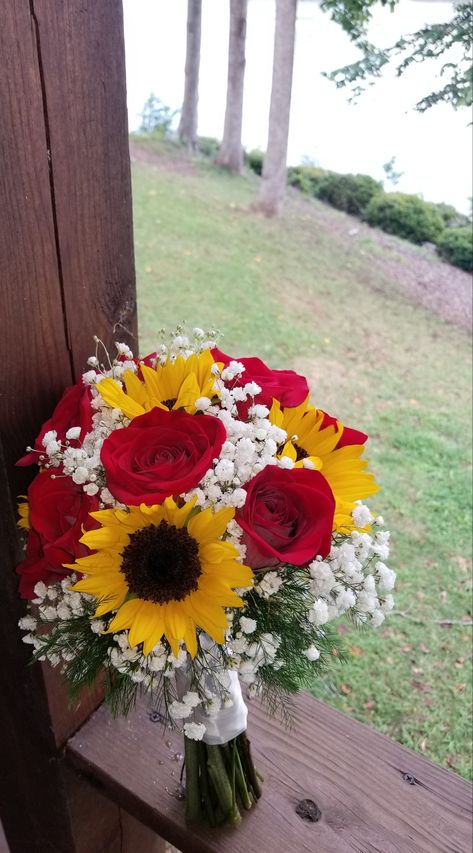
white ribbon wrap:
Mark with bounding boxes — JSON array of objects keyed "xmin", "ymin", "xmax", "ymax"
[
  {"xmin": 195, "ymin": 669, "xmax": 248, "ymax": 746},
  {"xmin": 175, "ymin": 637, "xmax": 248, "ymax": 746}
]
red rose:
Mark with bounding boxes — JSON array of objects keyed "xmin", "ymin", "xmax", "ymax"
[
  {"xmin": 236, "ymin": 466, "xmax": 335, "ymax": 569},
  {"xmin": 16, "ymin": 472, "xmax": 98, "ymax": 599},
  {"xmin": 212, "ymin": 348, "xmax": 309, "ymax": 411},
  {"xmin": 319, "ymin": 410, "xmax": 368, "ymax": 449},
  {"xmin": 17, "ymin": 381, "xmax": 93, "ymax": 466},
  {"xmin": 100, "ymin": 407, "xmax": 226, "ymax": 505}
]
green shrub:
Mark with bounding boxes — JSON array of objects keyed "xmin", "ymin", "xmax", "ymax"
[
  {"xmin": 365, "ymin": 193, "xmax": 444, "ymax": 244},
  {"xmin": 437, "ymin": 226, "xmax": 473, "ymax": 271},
  {"xmin": 287, "ymin": 166, "xmax": 329, "ymax": 196},
  {"xmin": 317, "ymin": 173, "xmax": 383, "ymax": 216},
  {"xmin": 247, "ymin": 149, "xmax": 264, "ymax": 175},
  {"xmin": 434, "ymin": 202, "xmax": 470, "ymax": 229},
  {"xmin": 197, "ymin": 136, "xmax": 220, "ymax": 158}
]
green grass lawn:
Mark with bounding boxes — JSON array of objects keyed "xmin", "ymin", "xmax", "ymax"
[{"xmin": 131, "ymin": 137, "xmax": 472, "ymax": 780}]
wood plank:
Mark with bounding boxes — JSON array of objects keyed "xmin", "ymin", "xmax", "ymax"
[
  {"xmin": 0, "ymin": 445, "xmax": 77, "ymax": 853},
  {"xmin": 0, "ymin": 0, "xmax": 75, "ymax": 495},
  {"xmin": 0, "ymin": 2, "xmax": 140, "ymax": 850},
  {"xmin": 0, "ymin": 4, "xmax": 83, "ymax": 848},
  {"xmin": 65, "ymin": 766, "xmax": 166, "ymax": 853},
  {"xmin": 32, "ymin": 0, "xmax": 137, "ymax": 368},
  {"xmin": 68, "ymin": 692, "xmax": 473, "ymax": 853}
]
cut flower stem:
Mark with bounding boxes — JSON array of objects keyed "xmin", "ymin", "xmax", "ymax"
[{"xmin": 184, "ymin": 731, "xmax": 261, "ymax": 827}]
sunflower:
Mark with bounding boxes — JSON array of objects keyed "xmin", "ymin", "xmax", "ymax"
[
  {"xmin": 17, "ymin": 498, "xmax": 30, "ymax": 530},
  {"xmin": 97, "ymin": 350, "xmax": 220, "ymax": 419},
  {"xmin": 70, "ymin": 498, "xmax": 253, "ymax": 657},
  {"xmin": 269, "ymin": 399, "xmax": 378, "ymax": 532}
]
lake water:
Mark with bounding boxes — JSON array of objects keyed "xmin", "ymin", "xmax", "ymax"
[{"xmin": 123, "ymin": 0, "xmax": 472, "ymax": 213}]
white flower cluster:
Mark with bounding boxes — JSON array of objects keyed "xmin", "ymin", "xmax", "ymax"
[
  {"xmin": 307, "ymin": 517, "xmax": 395, "ymax": 629},
  {"xmin": 185, "ymin": 369, "xmax": 287, "ymax": 517},
  {"xmin": 231, "ymin": 621, "xmax": 281, "ymax": 693},
  {"xmin": 20, "ymin": 576, "xmax": 87, "ymax": 665},
  {"xmin": 33, "ymin": 352, "xmax": 136, "ymax": 502},
  {"xmin": 18, "ymin": 333, "xmax": 395, "ymax": 744},
  {"xmin": 143, "ymin": 326, "xmax": 220, "ymax": 367}
]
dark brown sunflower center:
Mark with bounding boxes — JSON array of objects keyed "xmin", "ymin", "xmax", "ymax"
[
  {"xmin": 162, "ymin": 397, "xmax": 177, "ymax": 410},
  {"xmin": 293, "ymin": 443, "xmax": 308, "ymax": 461},
  {"xmin": 120, "ymin": 520, "xmax": 201, "ymax": 604}
]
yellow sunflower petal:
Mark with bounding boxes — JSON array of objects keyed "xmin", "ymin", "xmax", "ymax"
[
  {"xmin": 182, "ymin": 622, "xmax": 198, "ymax": 659},
  {"xmin": 97, "ymin": 377, "xmax": 145, "ymax": 419},
  {"xmin": 123, "ymin": 369, "xmax": 148, "ymax": 408},
  {"xmin": 142, "ymin": 605, "xmax": 166, "ymax": 656},
  {"xmin": 105, "ymin": 598, "xmax": 144, "ymax": 633},
  {"xmin": 17, "ymin": 500, "xmax": 30, "ymax": 531},
  {"xmin": 80, "ymin": 526, "xmax": 129, "ymax": 550},
  {"xmin": 140, "ymin": 364, "xmax": 169, "ymax": 409},
  {"xmin": 199, "ymin": 541, "xmax": 240, "ymax": 565},
  {"xmin": 77, "ymin": 495, "xmax": 249, "ymax": 656},
  {"xmin": 201, "ymin": 560, "xmax": 254, "ymax": 587},
  {"xmin": 187, "ymin": 506, "xmax": 235, "ymax": 545},
  {"xmin": 280, "ymin": 441, "xmax": 297, "ymax": 462},
  {"xmin": 94, "ymin": 591, "xmax": 128, "ymax": 618},
  {"xmin": 128, "ymin": 601, "xmax": 157, "ymax": 648}
]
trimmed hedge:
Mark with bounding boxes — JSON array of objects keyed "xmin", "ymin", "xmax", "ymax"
[
  {"xmin": 434, "ymin": 203, "xmax": 470, "ymax": 229},
  {"xmin": 437, "ymin": 227, "xmax": 473, "ymax": 271},
  {"xmin": 247, "ymin": 149, "xmax": 264, "ymax": 175},
  {"xmin": 365, "ymin": 193, "xmax": 444, "ymax": 245},
  {"xmin": 317, "ymin": 172, "xmax": 383, "ymax": 216},
  {"xmin": 287, "ymin": 166, "xmax": 329, "ymax": 196},
  {"xmin": 197, "ymin": 136, "xmax": 220, "ymax": 157}
]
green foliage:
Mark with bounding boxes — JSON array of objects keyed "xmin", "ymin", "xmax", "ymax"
[
  {"xmin": 437, "ymin": 226, "xmax": 473, "ymax": 270},
  {"xmin": 382, "ymin": 156, "xmax": 403, "ymax": 188},
  {"xmin": 365, "ymin": 192, "xmax": 444, "ymax": 244},
  {"xmin": 324, "ymin": 1, "xmax": 473, "ymax": 112},
  {"xmin": 132, "ymin": 142, "xmax": 472, "ymax": 778},
  {"xmin": 247, "ymin": 149, "xmax": 264, "ymax": 176},
  {"xmin": 287, "ymin": 165, "xmax": 330, "ymax": 196},
  {"xmin": 434, "ymin": 203, "xmax": 470, "ymax": 229},
  {"xmin": 197, "ymin": 136, "xmax": 220, "ymax": 158},
  {"xmin": 235, "ymin": 568, "xmax": 345, "ymax": 722},
  {"xmin": 317, "ymin": 172, "xmax": 383, "ymax": 216},
  {"xmin": 321, "ymin": 0, "xmax": 398, "ymax": 47},
  {"xmin": 140, "ymin": 93, "xmax": 178, "ymax": 135}
]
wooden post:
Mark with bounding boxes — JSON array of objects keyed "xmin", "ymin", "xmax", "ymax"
[{"xmin": 0, "ymin": 2, "xmax": 161, "ymax": 850}]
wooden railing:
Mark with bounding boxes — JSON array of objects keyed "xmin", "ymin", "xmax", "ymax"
[
  {"xmin": 67, "ymin": 691, "xmax": 472, "ymax": 853},
  {"xmin": 0, "ymin": 3, "xmax": 471, "ymax": 852}
]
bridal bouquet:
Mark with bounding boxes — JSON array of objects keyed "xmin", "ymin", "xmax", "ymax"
[{"xmin": 17, "ymin": 327, "xmax": 395, "ymax": 827}]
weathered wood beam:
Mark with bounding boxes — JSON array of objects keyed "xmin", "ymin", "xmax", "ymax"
[
  {"xmin": 68, "ymin": 691, "xmax": 473, "ymax": 853},
  {"xmin": 0, "ymin": 2, "xmax": 157, "ymax": 850}
]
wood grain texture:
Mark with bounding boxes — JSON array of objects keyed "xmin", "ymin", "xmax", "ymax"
[
  {"xmin": 0, "ymin": 0, "xmax": 137, "ymax": 745},
  {"xmin": 0, "ymin": 1, "xmax": 139, "ymax": 849},
  {"xmin": 65, "ymin": 767, "xmax": 166, "ymax": 853},
  {"xmin": 0, "ymin": 0, "xmax": 74, "ymax": 492},
  {"xmin": 32, "ymin": 0, "xmax": 137, "ymax": 370},
  {"xmin": 0, "ymin": 446, "xmax": 77, "ymax": 853},
  {"xmin": 68, "ymin": 692, "xmax": 473, "ymax": 853}
]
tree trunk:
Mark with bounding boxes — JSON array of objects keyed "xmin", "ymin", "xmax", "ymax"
[
  {"xmin": 255, "ymin": 0, "xmax": 298, "ymax": 216},
  {"xmin": 178, "ymin": 0, "xmax": 202, "ymax": 148},
  {"xmin": 217, "ymin": 0, "xmax": 248, "ymax": 173}
]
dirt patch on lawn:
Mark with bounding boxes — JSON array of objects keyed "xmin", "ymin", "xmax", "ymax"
[
  {"xmin": 130, "ymin": 138, "xmax": 198, "ymax": 176},
  {"xmin": 131, "ymin": 139, "xmax": 472, "ymax": 332},
  {"xmin": 286, "ymin": 189, "xmax": 472, "ymax": 333}
]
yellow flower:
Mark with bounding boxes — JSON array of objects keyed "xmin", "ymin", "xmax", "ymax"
[
  {"xmin": 70, "ymin": 498, "xmax": 253, "ymax": 658},
  {"xmin": 97, "ymin": 350, "xmax": 220, "ymax": 419},
  {"xmin": 269, "ymin": 399, "xmax": 378, "ymax": 533},
  {"xmin": 17, "ymin": 498, "xmax": 30, "ymax": 530}
]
